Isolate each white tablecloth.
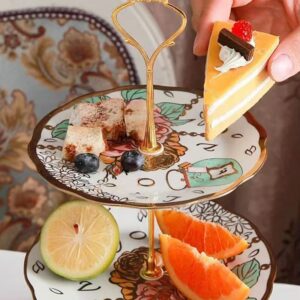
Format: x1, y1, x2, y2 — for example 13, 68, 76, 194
0, 250, 299, 300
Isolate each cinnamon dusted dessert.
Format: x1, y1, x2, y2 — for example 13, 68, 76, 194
124, 99, 147, 144
69, 100, 126, 142
62, 125, 106, 161
69, 103, 100, 127
98, 99, 126, 141
63, 98, 147, 162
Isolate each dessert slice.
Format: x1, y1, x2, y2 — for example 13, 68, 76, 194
124, 99, 147, 144
69, 100, 126, 142
96, 99, 126, 141
69, 103, 100, 127
62, 125, 106, 161
204, 21, 279, 140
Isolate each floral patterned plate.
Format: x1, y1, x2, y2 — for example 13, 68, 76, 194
28, 85, 267, 209
24, 201, 276, 300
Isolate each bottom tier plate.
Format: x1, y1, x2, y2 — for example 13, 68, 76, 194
24, 201, 276, 300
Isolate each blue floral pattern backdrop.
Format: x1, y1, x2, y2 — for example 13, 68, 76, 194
0, 8, 139, 251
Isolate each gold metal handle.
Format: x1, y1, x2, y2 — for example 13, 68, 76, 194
129, 0, 169, 4
112, 0, 187, 155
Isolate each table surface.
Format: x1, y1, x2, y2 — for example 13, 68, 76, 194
0, 250, 299, 300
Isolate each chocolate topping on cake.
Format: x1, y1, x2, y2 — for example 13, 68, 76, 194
218, 28, 254, 61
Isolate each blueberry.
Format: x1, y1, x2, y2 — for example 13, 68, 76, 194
74, 153, 99, 173
121, 150, 144, 173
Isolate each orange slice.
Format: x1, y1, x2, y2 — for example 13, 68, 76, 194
156, 210, 248, 259
160, 234, 250, 300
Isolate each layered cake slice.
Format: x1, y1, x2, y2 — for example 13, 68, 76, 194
124, 99, 147, 144
204, 21, 279, 140
62, 125, 106, 161
69, 100, 126, 142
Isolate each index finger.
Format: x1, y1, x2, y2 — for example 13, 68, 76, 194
192, 0, 233, 56
192, 0, 252, 56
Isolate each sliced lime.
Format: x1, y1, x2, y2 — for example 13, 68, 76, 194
40, 201, 119, 281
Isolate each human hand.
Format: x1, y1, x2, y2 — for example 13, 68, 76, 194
192, 0, 300, 82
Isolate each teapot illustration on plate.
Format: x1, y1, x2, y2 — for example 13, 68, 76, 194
166, 158, 243, 191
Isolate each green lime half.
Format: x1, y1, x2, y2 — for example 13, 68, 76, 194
40, 200, 119, 281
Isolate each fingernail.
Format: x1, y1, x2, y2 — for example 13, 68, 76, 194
270, 54, 293, 82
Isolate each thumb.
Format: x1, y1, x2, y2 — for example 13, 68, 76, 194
268, 27, 300, 82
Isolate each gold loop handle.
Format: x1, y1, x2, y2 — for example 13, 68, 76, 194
112, 1, 187, 155
112, 0, 187, 68
129, 0, 169, 4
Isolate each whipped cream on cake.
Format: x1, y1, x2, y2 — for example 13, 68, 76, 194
216, 38, 255, 73
216, 46, 250, 73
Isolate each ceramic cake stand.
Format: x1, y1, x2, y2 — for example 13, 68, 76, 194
25, 1, 275, 300
25, 85, 276, 300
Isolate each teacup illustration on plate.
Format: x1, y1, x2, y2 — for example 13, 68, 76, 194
166, 158, 243, 191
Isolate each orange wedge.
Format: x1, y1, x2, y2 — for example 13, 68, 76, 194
160, 234, 250, 300
156, 210, 248, 259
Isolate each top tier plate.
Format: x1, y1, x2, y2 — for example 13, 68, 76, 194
28, 85, 267, 208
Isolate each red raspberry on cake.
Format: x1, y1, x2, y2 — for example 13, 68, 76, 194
232, 20, 253, 42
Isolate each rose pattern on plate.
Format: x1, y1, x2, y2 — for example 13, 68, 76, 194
110, 247, 185, 300
24, 201, 274, 300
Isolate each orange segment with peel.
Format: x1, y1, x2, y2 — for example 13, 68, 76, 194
156, 210, 248, 259
160, 234, 250, 300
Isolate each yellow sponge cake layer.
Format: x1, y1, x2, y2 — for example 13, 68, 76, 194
206, 73, 274, 140
204, 22, 279, 140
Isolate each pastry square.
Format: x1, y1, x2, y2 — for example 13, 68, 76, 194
124, 99, 147, 144
96, 99, 126, 141
62, 125, 106, 161
69, 103, 100, 127
69, 100, 126, 142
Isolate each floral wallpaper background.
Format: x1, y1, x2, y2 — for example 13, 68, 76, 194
0, 8, 139, 251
